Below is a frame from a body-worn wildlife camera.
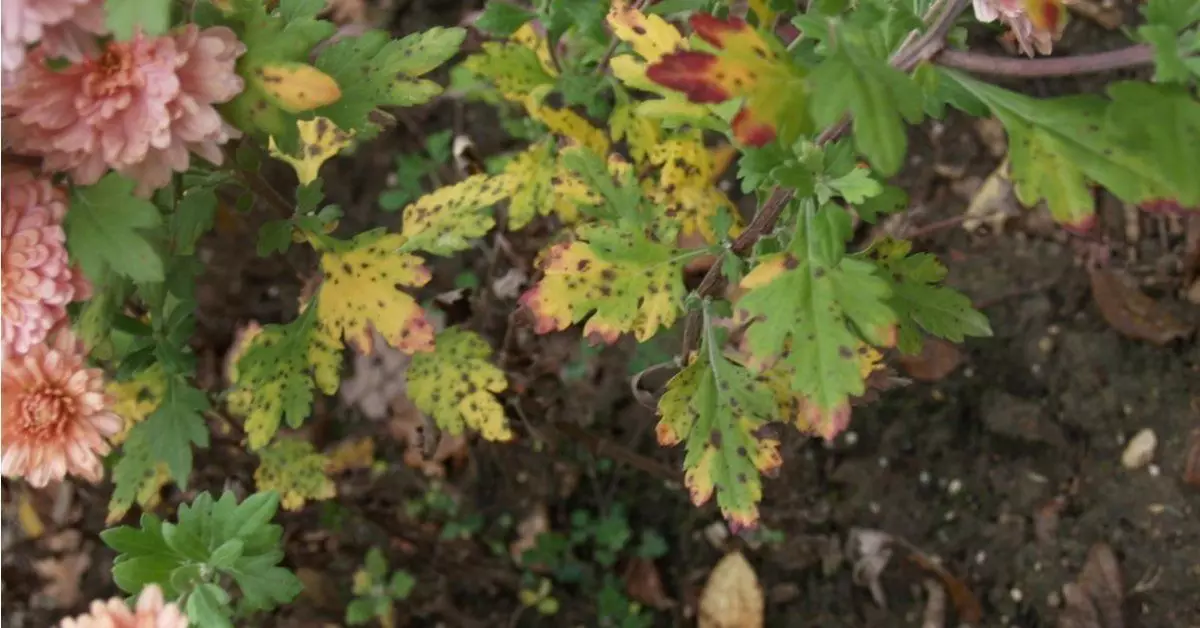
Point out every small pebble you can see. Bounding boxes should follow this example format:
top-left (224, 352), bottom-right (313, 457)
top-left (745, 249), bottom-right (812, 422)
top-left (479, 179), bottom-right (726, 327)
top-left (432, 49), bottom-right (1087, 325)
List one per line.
top-left (1121, 428), bottom-right (1158, 469)
top-left (947, 479), bottom-right (963, 495)
top-left (919, 471), bottom-right (932, 485)
top-left (878, 457), bottom-right (889, 469)
top-left (1010, 588), bottom-right (1024, 603)
top-left (1148, 464), bottom-right (1161, 477)
top-left (975, 550), bottom-right (987, 564)
top-left (1037, 337), bottom-right (1054, 353)
top-left (844, 431), bottom-right (859, 446)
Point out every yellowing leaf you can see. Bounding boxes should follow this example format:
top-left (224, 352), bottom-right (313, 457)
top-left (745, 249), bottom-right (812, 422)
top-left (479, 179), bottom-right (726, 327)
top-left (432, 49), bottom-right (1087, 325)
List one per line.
top-left (610, 101), bottom-right (661, 166)
top-left (317, 231), bottom-right (435, 355)
top-left (644, 135), bottom-right (740, 241)
top-left (400, 174), bottom-right (513, 254)
top-left (255, 439), bottom-right (336, 511)
top-left (519, 229), bottom-right (685, 344)
top-left (607, 0), bottom-right (684, 63)
top-left (325, 438), bottom-right (376, 474)
top-left (759, 342), bottom-right (883, 440)
top-left (647, 14), bottom-right (808, 146)
top-left (107, 365), bottom-right (167, 445)
top-left (228, 312), bottom-right (323, 450)
top-left (268, 117), bottom-right (355, 185)
top-left (698, 552), bottom-right (764, 628)
top-left (501, 142), bottom-right (597, 228)
top-left (657, 348), bottom-right (782, 531)
top-left (407, 327), bottom-right (512, 441)
top-left (527, 100), bottom-right (611, 155)
top-left (512, 23), bottom-right (557, 76)
top-left (461, 24), bottom-right (556, 103)
top-left (255, 62), bottom-right (342, 113)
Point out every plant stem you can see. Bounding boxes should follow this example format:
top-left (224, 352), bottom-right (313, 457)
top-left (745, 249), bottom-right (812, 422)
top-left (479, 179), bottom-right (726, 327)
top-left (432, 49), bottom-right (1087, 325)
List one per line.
top-left (934, 44), bottom-right (1156, 77)
top-left (687, 0), bottom-right (971, 313)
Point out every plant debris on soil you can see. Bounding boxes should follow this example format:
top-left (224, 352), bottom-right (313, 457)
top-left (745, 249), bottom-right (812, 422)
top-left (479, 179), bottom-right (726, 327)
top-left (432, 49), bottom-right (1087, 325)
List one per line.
top-left (2, 1), bottom-right (1198, 627)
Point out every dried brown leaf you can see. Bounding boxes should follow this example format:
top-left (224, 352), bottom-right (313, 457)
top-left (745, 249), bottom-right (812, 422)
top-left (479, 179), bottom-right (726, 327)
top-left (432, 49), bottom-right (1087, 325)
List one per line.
top-left (624, 557), bottom-right (675, 610)
top-left (510, 504), bottom-right (550, 565)
top-left (1089, 267), bottom-right (1192, 346)
top-left (33, 549), bottom-right (90, 608)
top-left (897, 338), bottom-right (963, 382)
top-left (1058, 543), bottom-right (1124, 628)
top-left (1184, 427), bottom-right (1200, 488)
top-left (698, 552), bottom-right (763, 628)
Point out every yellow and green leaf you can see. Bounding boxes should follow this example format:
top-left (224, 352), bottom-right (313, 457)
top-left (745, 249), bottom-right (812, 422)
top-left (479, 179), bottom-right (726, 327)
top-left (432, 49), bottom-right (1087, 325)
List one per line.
top-left (316, 231), bottom-right (435, 355)
top-left (400, 174), bottom-right (513, 254)
top-left (657, 348), bottom-right (782, 531)
top-left (268, 117), bottom-right (355, 185)
top-left (254, 62), bottom-right (342, 113)
top-left (501, 142), bottom-right (598, 228)
top-left (519, 227), bottom-right (686, 344)
top-left (407, 327), bottom-right (512, 441)
top-left (255, 439), bottom-right (336, 511)
top-left (646, 14), bottom-right (808, 146)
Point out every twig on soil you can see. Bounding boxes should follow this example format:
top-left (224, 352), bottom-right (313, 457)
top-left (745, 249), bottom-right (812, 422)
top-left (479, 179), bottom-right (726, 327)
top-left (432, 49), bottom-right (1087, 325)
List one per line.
top-left (934, 44), bottom-right (1155, 77)
top-left (681, 0), bottom-right (972, 358)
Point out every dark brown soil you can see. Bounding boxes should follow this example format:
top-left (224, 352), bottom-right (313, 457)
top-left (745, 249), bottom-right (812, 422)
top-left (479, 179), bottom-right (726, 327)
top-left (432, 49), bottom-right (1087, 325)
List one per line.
top-left (3, 2), bottom-right (1198, 627)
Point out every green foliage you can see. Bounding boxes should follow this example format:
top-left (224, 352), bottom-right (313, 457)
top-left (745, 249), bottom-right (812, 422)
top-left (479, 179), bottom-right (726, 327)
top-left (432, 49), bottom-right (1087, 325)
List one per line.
top-left (1138, 0), bottom-right (1200, 82)
top-left (101, 491), bottom-right (301, 627)
top-left (475, 1), bottom-right (536, 36)
top-left (105, 0), bottom-right (171, 38)
top-left (346, 548), bottom-right (415, 626)
top-left (67, 174), bottom-right (164, 285)
top-left (379, 130), bottom-right (455, 210)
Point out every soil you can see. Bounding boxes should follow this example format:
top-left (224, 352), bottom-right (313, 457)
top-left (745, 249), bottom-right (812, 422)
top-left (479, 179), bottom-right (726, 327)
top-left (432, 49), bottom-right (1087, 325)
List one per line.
top-left (3, 2), bottom-right (1198, 627)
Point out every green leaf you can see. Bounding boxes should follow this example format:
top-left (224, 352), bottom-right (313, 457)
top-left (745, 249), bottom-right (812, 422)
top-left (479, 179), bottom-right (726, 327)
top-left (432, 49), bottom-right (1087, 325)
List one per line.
top-left (809, 48), bottom-right (924, 175)
top-left (172, 189), bottom-right (218, 255)
top-left (113, 555), bottom-right (181, 596)
top-left (186, 583), bottom-right (234, 628)
top-left (475, 1), bottom-right (535, 36)
top-left (230, 564), bottom-right (304, 611)
top-left (105, 0), bottom-right (171, 39)
top-left (257, 220), bottom-right (294, 257)
top-left (316, 27), bottom-right (466, 134)
top-left (111, 377), bottom-right (210, 512)
top-left (655, 323), bottom-right (783, 530)
top-left (209, 539), bottom-right (246, 570)
top-left (67, 174), bottom-right (164, 284)
top-left (944, 70), bottom-right (1196, 224)
top-left (547, 0), bottom-right (610, 45)
top-left (227, 491), bottom-right (282, 541)
top-left (346, 598), bottom-right (378, 624)
top-left (365, 547), bottom-right (388, 580)
top-left (738, 202), bottom-right (897, 420)
top-left (869, 238), bottom-right (992, 353)
top-left (1105, 82), bottom-right (1200, 206)
top-left (388, 570), bottom-right (416, 599)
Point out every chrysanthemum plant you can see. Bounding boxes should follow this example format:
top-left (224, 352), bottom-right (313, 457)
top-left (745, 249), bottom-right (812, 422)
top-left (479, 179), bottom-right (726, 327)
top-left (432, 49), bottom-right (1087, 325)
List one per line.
top-left (2, 0), bottom-right (1197, 623)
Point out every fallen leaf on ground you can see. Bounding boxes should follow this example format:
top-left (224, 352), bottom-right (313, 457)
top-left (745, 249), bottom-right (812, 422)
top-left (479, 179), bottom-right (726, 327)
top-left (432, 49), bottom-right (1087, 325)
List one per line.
top-left (16, 490), bottom-right (44, 539)
top-left (963, 159), bottom-right (1019, 232)
top-left (1058, 543), bottom-right (1124, 628)
top-left (897, 338), bottom-right (964, 382)
top-left (1183, 427), bottom-right (1200, 488)
top-left (33, 538), bottom-right (91, 608)
top-left (325, 437), bottom-right (376, 474)
top-left (847, 527), bottom-right (982, 623)
top-left (624, 557), bottom-right (675, 610)
top-left (698, 552), bottom-right (763, 628)
top-left (341, 329), bottom-right (415, 420)
top-left (1089, 267), bottom-right (1192, 345)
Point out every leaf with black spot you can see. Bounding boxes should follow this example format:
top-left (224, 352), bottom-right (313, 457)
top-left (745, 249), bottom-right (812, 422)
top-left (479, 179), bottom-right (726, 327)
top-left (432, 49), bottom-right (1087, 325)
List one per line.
top-left (407, 327), bottom-right (511, 441)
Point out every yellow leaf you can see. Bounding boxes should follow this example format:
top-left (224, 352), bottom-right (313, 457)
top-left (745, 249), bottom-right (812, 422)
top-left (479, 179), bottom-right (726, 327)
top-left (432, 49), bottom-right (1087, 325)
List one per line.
top-left (255, 439), bottom-right (336, 511)
top-left (512, 23), bottom-right (558, 76)
top-left (501, 142), bottom-right (597, 228)
top-left (317, 232), bottom-right (435, 356)
top-left (644, 135), bottom-right (741, 241)
top-left (268, 117), bottom-right (355, 185)
top-left (526, 100), bottom-right (610, 155)
top-left (255, 62), bottom-right (341, 113)
top-left (17, 491), bottom-right (44, 539)
top-left (698, 552), bottom-right (764, 628)
top-left (520, 233), bottom-right (685, 344)
top-left (400, 173), bottom-right (513, 254)
top-left (107, 365), bottom-right (167, 445)
top-left (106, 463), bottom-right (171, 524)
top-left (407, 327), bottom-right (512, 441)
top-left (609, 101), bottom-right (661, 166)
top-left (325, 438), bottom-right (376, 474)
top-left (607, 0), bottom-right (684, 63)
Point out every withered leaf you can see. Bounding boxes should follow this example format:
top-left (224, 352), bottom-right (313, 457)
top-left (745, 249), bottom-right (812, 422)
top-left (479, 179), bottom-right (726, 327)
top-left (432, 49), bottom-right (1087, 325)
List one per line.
top-left (1089, 267), bottom-right (1191, 346)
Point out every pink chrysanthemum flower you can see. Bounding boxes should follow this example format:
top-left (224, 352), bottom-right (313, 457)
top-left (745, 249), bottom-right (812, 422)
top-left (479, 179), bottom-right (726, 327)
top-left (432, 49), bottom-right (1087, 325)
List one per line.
top-left (1, 0), bottom-right (107, 72)
top-left (2, 330), bottom-right (122, 488)
top-left (2, 168), bottom-right (91, 359)
top-left (60, 585), bottom-right (188, 628)
top-left (972, 0), bottom-right (1058, 56)
top-left (4, 25), bottom-right (246, 195)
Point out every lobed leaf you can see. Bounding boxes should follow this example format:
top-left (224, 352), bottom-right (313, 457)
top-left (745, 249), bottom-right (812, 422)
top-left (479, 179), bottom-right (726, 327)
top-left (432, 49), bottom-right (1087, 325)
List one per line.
top-left (736, 204), bottom-right (896, 439)
top-left (400, 174), bottom-right (513, 254)
top-left (268, 117), bottom-right (355, 185)
top-left (316, 232), bottom-right (435, 355)
top-left (407, 328), bottom-right (512, 441)
top-left (501, 141), bottom-right (598, 228)
top-left (254, 439), bottom-right (336, 511)
top-left (67, 174), bottom-right (164, 285)
top-left (647, 14), bottom-right (808, 147)
top-left (657, 348), bottom-right (782, 531)
top-left (520, 227), bottom-right (687, 344)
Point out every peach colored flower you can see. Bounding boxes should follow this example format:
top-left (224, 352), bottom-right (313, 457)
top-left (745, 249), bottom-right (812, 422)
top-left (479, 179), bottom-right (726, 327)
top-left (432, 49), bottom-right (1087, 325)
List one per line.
top-left (1, 0), bottom-right (107, 72)
top-left (972, 0), bottom-right (1059, 56)
top-left (2, 168), bottom-right (91, 359)
top-left (60, 584), bottom-right (188, 628)
top-left (2, 330), bottom-right (121, 488)
top-left (4, 25), bottom-right (246, 195)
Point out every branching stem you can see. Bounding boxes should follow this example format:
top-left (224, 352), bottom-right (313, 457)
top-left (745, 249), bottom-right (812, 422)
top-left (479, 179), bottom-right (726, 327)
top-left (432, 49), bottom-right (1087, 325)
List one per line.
top-left (934, 44), bottom-right (1156, 77)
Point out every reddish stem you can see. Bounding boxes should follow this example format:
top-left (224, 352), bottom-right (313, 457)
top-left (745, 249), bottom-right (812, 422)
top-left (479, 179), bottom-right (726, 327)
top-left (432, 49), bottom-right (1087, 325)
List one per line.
top-left (935, 44), bottom-right (1156, 77)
